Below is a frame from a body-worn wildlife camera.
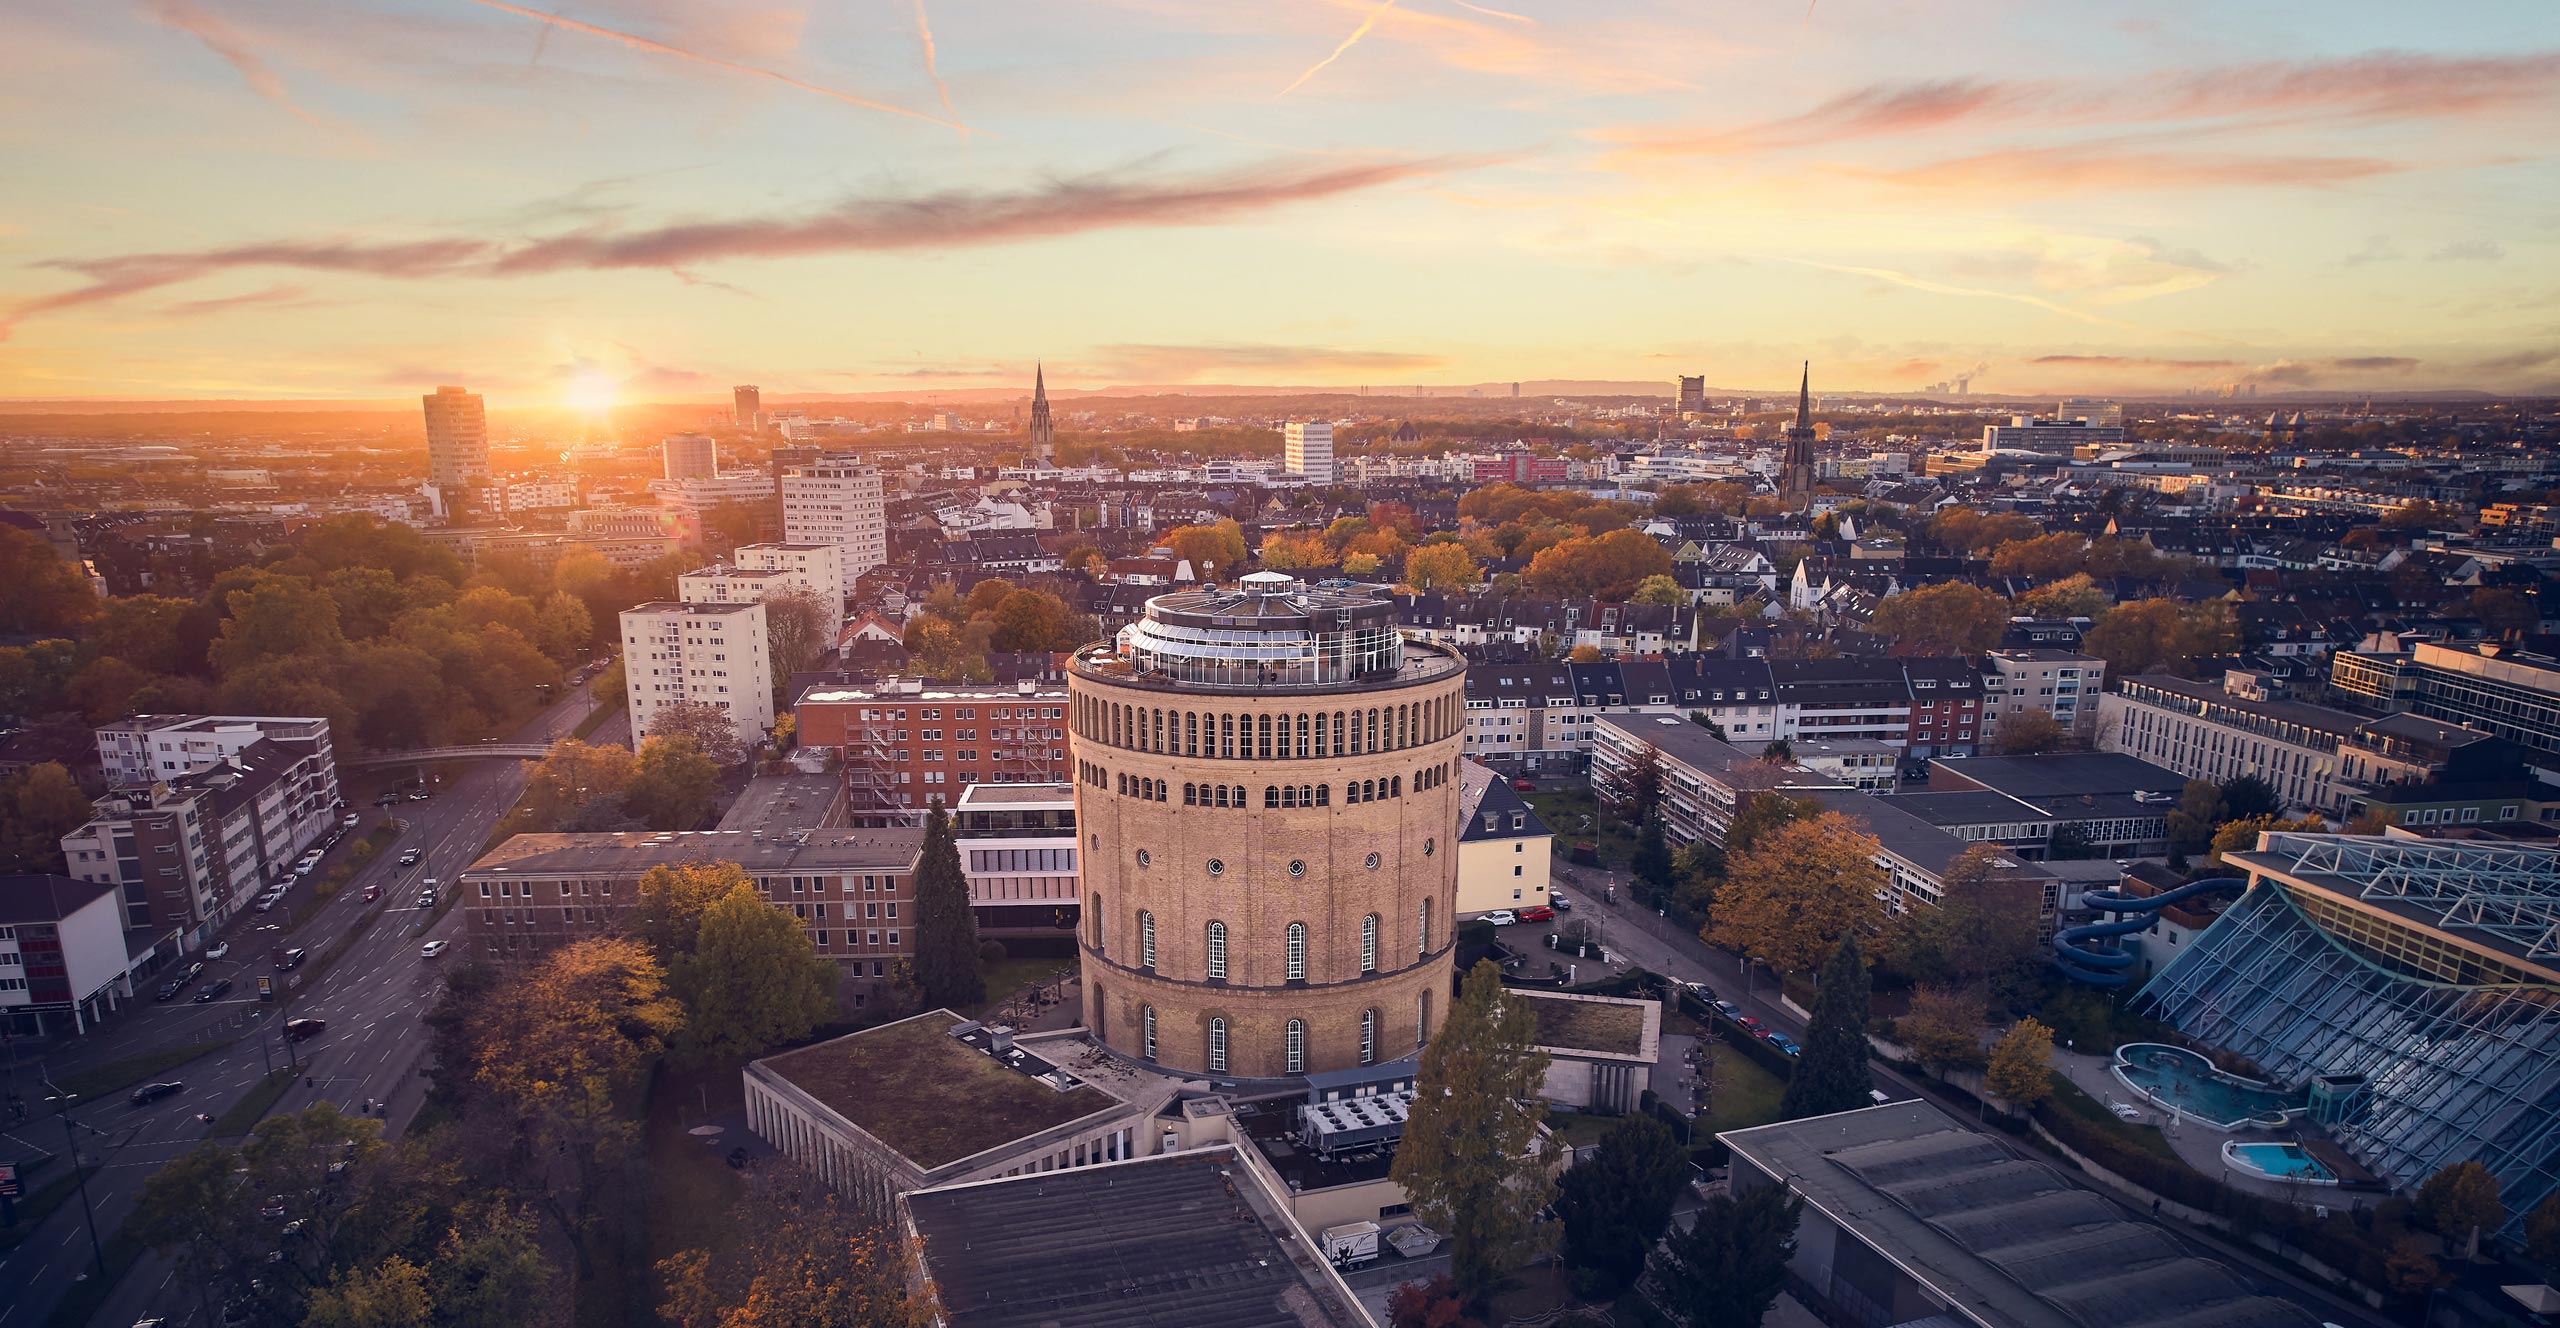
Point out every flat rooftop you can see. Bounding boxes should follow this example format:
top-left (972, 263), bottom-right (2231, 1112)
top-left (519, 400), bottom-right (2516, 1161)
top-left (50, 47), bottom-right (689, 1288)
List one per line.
top-left (1723, 1102), bottom-right (2316, 1328)
top-left (713, 773), bottom-right (844, 835)
top-left (1512, 989), bottom-right (1654, 1059)
top-left (955, 783), bottom-right (1074, 808)
top-left (1931, 752), bottom-right (2186, 799)
top-left (463, 828), bottom-right (920, 877)
top-left (906, 1147), bottom-right (1372, 1328)
top-left (758, 1014), bottom-right (1120, 1170)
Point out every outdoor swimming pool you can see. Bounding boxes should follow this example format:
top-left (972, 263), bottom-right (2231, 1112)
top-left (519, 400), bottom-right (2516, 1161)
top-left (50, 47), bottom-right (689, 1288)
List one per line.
top-left (2112, 1043), bottom-right (2300, 1130)
top-left (2224, 1141), bottom-right (2339, 1184)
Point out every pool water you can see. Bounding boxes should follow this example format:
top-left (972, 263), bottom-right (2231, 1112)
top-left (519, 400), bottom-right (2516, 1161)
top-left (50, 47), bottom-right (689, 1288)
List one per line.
top-left (2113, 1044), bottom-right (2299, 1129)
top-left (2229, 1142), bottom-right (2337, 1183)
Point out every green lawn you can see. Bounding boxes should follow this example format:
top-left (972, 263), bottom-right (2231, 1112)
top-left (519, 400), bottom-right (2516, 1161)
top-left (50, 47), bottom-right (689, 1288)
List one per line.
top-left (2046, 1071), bottom-right (2182, 1162)
top-left (963, 954), bottom-right (1076, 1019)
top-left (1702, 1044), bottom-right (1789, 1136)
top-left (1523, 787), bottom-right (1639, 872)
top-left (572, 701), bottom-right (623, 741)
top-left (1547, 1113), bottom-right (1618, 1149)
top-left (54, 1037), bottom-right (239, 1100)
top-left (211, 1070), bottom-right (295, 1137)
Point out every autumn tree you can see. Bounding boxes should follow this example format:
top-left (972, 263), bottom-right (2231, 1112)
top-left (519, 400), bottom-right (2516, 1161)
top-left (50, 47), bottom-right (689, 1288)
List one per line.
top-left (1257, 527), bottom-right (1337, 570)
top-left (671, 881), bottom-right (839, 1066)
top-left (1987, 532), bottom-right (2091, 579)
top-left (1896, 984), bottom-right (1987, 1076)
top-left (1781, 933), bottom-right (1875, 1120)
top-left (2165, 778), bottom-right (2226, 855)
top-left (1555, 1115), bottom-right (1686, 1299)
top-left (1869, 581), bottom-right (2011, 655)
top-left (0, 762), bottom-right (91, 873)
top-left (656, 1171), bottom-right (930, 1328)
top-left (0, 525), bottom-right (96, 636)
top-left (1522, 528), bottom-right (1672, 601)
top-left (506, 739), bottom-right (639, 835)
top-left (2209, 813), bottom-right (2326, 865)
top-left (1384, 1274), bottom-right (1479, 1328)
top-left (1567, 642), bottom-right (1604, 664)
top-left (987, 588), bottom-right (1079, 652)
top-left (2417, 1160), bottom-right (2505, 1261)
top-left (2080, 598), bottom-right (2237, 679)
top-left (1403, 542), bottom-right (1481, 592)
top-left (1392, 961), bottom-right (1555, 1309)
top-left (1724, 790), bottom-right (1812, 857)
top-left (760, 587), bottom-right (835, 704)
top-left (1993, 708), bottom-right (2068, 755)
top-left (1630, 573), bottom-right (1687, 606)
top-left (911, 801), bottom-right (984, 1010)
top-left (634, 861), bottom-right (755, 961)
top-left (1886, 845), bottom-right (2046, 1002)
top-left (1713, 813), bottom-right (1887, 975)
top-left (0, 639), bottom-right (78, 718)
top-left (626, 735), bottom-right (721, 831)
top-left (1162, 520), bottom-right (1248, 578)
top-left (1652, 1183), bottom-right (1799, 1328)
top-left (646, 699), bottom-right (749, 765)
top-left (1984, 1017), bottom-right (2055, 1116)
top-left (2013, 572), bottom-right (2111, 620)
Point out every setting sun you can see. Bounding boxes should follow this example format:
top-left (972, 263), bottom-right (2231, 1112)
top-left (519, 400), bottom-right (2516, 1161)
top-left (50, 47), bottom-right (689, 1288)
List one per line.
top-left (565, 371), bottom-right (618, 415)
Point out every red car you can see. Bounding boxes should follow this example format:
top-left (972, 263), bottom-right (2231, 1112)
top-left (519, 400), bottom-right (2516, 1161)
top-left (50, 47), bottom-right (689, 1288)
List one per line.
top-left (1517, 905), bottom-right (1555, 922)
top-left (361, 884), bottom-right (380, 902)
top-left (1511, 778), bottom-right (1536, 792)
top-left (1736, 1016), bottom-right (1769, 1037)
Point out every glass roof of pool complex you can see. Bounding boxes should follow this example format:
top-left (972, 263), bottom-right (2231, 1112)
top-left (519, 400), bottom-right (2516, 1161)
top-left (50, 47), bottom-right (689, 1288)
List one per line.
top-left (1076, 574), bottom-right (1454, 693)
top-left (2136, 833), bottom-right (2560, 1241)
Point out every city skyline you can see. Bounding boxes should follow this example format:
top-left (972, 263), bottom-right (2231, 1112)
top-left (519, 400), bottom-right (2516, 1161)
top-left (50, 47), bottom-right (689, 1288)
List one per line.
top-left (4, 1), bottom-right (2557, 403)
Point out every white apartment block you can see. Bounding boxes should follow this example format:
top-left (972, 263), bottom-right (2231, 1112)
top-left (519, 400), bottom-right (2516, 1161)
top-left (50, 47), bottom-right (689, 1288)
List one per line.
top-left (422, 385), bottom-right (491, 490)
top-left (502, 478), bottom-right (581, 511)
top-left (781, 458), bottom-right (889, 586)
top-left (676, 543), bottom-right (847, 623)
top-left (621, 601), bottom-right (776, 753)
top-left (663, 433), bottom-right (719, 481)
top-left (1283, 422), bottom-right (1335, 484)
top-left (96, 714), bottom-right (339, 789)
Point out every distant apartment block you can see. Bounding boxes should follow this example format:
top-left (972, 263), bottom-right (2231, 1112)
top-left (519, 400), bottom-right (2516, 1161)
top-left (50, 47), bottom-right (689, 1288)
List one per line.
top-left (422, 385), bottom-right (491, 490)
top-left (2097, 674), bottom-right (2358, 814)
top-left (620, 601), bottom-right (775, 753)
top-left (62, 734), bottom-right (343, 947)
top-left (662, 433), bottom-right (719, 481)
top-left (1982, 649), bottom-right (2106, 745)
top-left (1283, 421), bottom-right (1335, 484)
top-left (732, 385), bottom-right (762, 431)
top-left (794, 678), bottom-right (1070, 810)
top-left (0, 874), bottom-right (134, 1037)
top-left (97, 713), bottom-right (339, 788)
top-left (1979, 414), bottom-right (2126, 455)
top-left (780, 456), bottom-right (889, 585)
top-left (2332, 638), bottom-right (2560, 770)
top-left (677, 542), bottom-right (847, 622)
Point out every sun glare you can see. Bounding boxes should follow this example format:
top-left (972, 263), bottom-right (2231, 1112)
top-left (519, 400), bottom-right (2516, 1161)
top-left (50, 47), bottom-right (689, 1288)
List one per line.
top-left (565, 371), bottom-right (618, 414)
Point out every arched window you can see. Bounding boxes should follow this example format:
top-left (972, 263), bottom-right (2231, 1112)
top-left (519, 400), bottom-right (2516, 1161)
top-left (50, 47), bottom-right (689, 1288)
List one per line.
top-left (1360, 1008), bottom-right (1378, 1066)
top-left (1206, 922), bottom-right (1227, 980)
top-left (1417, 990), bottom-right (1430, 1047)
top-left (1090, 894), bottom-right (1104, 952)
top-left (1208, 1018), bottom-right (1228, 1073)
top-left (1183, 782), bottom-right (1196, 806)
top-left (1281, 786), bottom-right (1297, 809)
top-left (1315, 784), bottom-right (1330, 807)
top-left (1299, 784), bottom-right (1313, 807)
top-left (1139, 910), bottom-right (1156, 969)
top-left (1361, 914), bottom-right (1379, 973)
top-left (1296, 713), bottom-right (1311, 757)
top-left (1392, 775), bottom-right (1402, 798)
top-left (1285, 922), bottom-right (1308, 981)
top-left (1220, 714), bottom-right (1234, 759)
top-left (1255, 714), bottom-right (1270, 760)
top-left (1265, 785), bottom-right (1280, 809)
top-left (1285, 1019), bottom-right (1306, 1075)
top-left (1418, 898), bottom-right (1431, 956)
top-left (1091, 982), bottom-right (1104, 1039)
top-left (1142, 1005), bottom-right (1158, 1060)
top-left (1232, 785), bottom-right (1246, 807)
top-left (1213, 785), bottom-right (1229, 808)
top-left (1186, 712), bottom-right (1198, 755)
top-left (1332, 712), bottom-right (1346, 755)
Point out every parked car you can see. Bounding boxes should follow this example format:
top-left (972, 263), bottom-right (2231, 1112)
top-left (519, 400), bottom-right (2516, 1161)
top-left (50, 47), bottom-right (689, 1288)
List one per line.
top-left (1766, 1034), bottom-right (1803, 1057)
top-left (155, 978), bottom-right (187, 1001)
top-left (180, 961), bottom-right (204, 983)
top-left (130, 1081), bottom-right (185, 1107)
top-left (293, 860), bottom-right (317, 877)
top-left (255, 894), bottom-right (283, 913)
top-left (277, 947), bottom-right (307, 971)
top-left (1681, 980), bottom-right (1717, 1003)
top-left (420, 940), bottom-right (449, 958)
top-left (1516, 905), bottom-right (1555, 923)
top-left (284, 1017), bottom-right (328, 1042)
top-left (415, 894), bottom-right (437, 909)
top-left (259, 1196), bottom-right (287, 1220)
top-left (1735, 1015), bottom-right (1767, 1037)
top-left (1480, 909), bottom-right (1519, 927)
top-left (397, 849), bottom-right (421, 866)
top-left (408, 791), bottom-right (430, 802)
top-left (1549, 892), bottom-right (1572, 911)
top-left (206, 942), bottom-right (229, 960)
top-left (340, 813), bottom-right (360, 828)
top-left (193, 979), bottom-right (233, 1003)
top-left (1511, 777), bottom-right (1536, 792)
top-left (1713, 1000), bottom-right (1742, 1019)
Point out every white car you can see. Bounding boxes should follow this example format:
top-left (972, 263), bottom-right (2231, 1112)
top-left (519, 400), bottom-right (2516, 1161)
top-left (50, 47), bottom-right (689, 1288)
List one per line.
top-left (340, 813), bottom-right (359, 828)
top-left (420, 940), bottom-right (449, 959)
top-left (206, 942), bottom-right (230, 960)
top-left (1481, 910), bottom-right (1519, 927)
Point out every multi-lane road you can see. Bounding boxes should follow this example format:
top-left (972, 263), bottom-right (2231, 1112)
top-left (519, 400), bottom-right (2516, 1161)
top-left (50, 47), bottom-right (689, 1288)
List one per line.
top-left (0, 691), bottom-right (602, 1328)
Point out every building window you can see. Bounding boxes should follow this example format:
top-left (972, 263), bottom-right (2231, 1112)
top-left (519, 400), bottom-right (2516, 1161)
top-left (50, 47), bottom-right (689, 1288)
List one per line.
top-left (1206, 921), bottom-right (1227, 980)
top-left (1285, 922), bottom-right (1307, 981)
top-left (1419, 898), bottom-right (1432, 955)
top-left (1285, 1019), bottom-right (1305, 1074)
top-left (1419, 990), bottom-right (1431, 1046)
top-left (1360, 1008), bottom-right (1378, 1065)
top-left (1361, 914), bottom-right (1379, 973)
top-left (1208, 1017), bottom-right (1228, 1073)
top-left (1142, 1005), bottom-right (1157, 1060)
top-left (1140, 910), bottom-right (1156, 969)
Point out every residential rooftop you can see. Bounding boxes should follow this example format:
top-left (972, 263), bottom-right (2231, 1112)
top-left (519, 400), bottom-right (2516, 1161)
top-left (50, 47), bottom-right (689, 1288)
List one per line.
top-left (758, 1014), bottom-right (1120, 1170)
top-left (1512, 989), bottom-right (1655, 1059)
top-left (462, 828), bottom-right (921, 877)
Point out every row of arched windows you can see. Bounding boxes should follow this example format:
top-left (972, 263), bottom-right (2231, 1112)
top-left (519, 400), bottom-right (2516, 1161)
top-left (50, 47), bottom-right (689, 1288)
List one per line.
top-left (1101, 995), bottom-right (1427, 1074)
top-left (1108, 906), bottom-right (1426, 976)
top-left (1076, 693), bottom-right (1460, 759)
top-left (1089, 765), bottom-right (1458, 809)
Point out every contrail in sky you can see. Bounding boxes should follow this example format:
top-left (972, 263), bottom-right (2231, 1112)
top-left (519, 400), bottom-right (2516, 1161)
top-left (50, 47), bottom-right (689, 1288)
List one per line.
top-left (912, 0), bottom-right (959, 123)
top-left (1279, 0), bottom-right (1399, 97)
top-left (455, 0), bottom-right (976, 134)
top-left (142, 0), bottom-right (325, 128)
top-left (1448, 0), bottom-right (1532, 21)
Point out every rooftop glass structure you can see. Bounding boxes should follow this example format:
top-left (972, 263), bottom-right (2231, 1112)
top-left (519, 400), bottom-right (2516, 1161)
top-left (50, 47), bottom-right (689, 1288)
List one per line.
top-left (1076, 573), bottom-right (1455, 692)
top-left (2135, 833), bottom-right (2560, 1240)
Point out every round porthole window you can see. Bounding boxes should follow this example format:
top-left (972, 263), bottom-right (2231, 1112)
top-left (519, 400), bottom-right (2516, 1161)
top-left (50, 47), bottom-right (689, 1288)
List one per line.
top-left (1207, 858), bottom-right (1225, 876)
top-left (1288, 860), bottom-right (1307, 878)
top-left (1424, 837), bottom-right (1437, 856)
top-left (1365, 852), bottom-right (1382, 870)
top-left (1136, 848), bottom-right (1152, 868)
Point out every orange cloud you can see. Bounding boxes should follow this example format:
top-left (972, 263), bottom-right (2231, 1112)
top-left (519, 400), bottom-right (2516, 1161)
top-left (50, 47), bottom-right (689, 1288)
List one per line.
top-left (1864, 146), bottom-right (2402, 194)
top-left (141, 0), bottom-right (323, 128)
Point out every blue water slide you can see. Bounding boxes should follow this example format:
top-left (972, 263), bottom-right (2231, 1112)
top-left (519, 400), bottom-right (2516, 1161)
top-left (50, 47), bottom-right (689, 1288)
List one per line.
top-left (2051, 877), bottom-right (2244, 988)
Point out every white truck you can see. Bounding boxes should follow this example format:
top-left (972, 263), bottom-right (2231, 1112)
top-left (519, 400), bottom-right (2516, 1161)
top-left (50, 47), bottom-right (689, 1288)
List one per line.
top-left (1319, 1221), bottom-right (1381, 1268)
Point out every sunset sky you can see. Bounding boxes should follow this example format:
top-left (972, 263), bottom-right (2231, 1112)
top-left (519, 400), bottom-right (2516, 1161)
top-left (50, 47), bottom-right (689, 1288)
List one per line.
top-left (4, 0), bottom-right (2556, 403)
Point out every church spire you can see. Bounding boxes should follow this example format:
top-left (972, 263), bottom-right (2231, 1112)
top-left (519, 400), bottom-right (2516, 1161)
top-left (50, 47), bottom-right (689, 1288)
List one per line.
top-left (1028, 362), bottom-right (1056, 462)
top-left (1795, 361), bottom-right (1811, 432)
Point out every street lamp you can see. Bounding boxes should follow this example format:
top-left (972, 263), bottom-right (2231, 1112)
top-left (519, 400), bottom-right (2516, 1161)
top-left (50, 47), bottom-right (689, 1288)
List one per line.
top-left (37, 1077), bottom-right (109, 1281)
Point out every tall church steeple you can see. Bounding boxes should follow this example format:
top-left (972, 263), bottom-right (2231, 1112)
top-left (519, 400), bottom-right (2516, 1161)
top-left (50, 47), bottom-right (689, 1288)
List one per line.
top-left (1793, 361), bottom-right (1812, 436)
top-left (1028, 363), bottom-right (1055, 462)
top-left (1780, 361), bottom-right (1818, 512)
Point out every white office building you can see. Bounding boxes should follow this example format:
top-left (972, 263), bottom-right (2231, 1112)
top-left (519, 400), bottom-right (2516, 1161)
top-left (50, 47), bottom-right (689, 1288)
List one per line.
top-left (1283, 421), bottom-right (1336, 484)
top-left (422, 385), bottom-right (491, 490)
top-left (677, 540), bottom-right (848, 625)
top-left (780, 457), bottom-right (889, 586)
top-left (96, 714), bottom-right (340, 789)
top-left (620, 601), bottom-right (776, 753)
top-left (663, 434), bottom-right (719, 482)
